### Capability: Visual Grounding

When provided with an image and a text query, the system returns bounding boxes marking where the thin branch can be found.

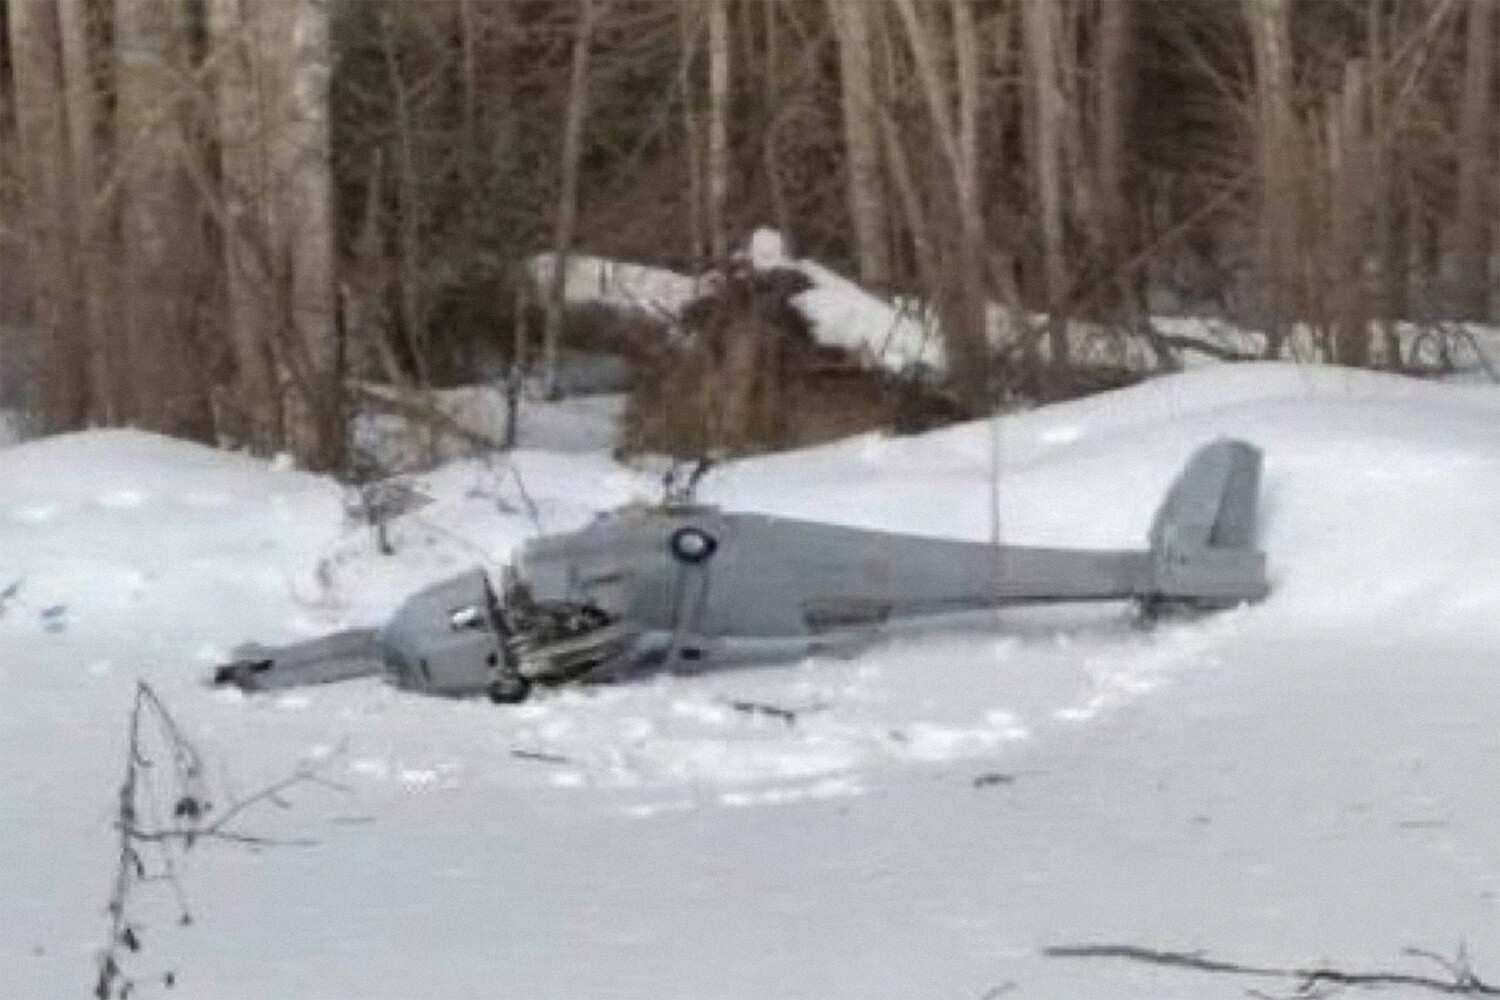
[191,763,347,838]
[117,825,320,849]
[1044,943,1500,996]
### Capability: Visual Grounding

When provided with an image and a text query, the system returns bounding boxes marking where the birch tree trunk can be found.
[1246,0,1297,357]
[280,0,342,468]
[706,0,730,260]
[458,0,481,223]
[1331,60,1370,366]
[117,0,216,437]
[892,0,989,410]
[1095,0,1132,301]
[6,0,88,430]
[1367,0,1406,367]
[869,10,941,312]
[1024,0,1068,374]
[829,0,890,288]
[679,4,706,267]
[1454,0,1496,320]
[211,0,281,452]
[761,0,792,240]
[542,0,596,396]
[57,0,118,424]
[950,0,990,398]
[380,8,433,389]
[210,0,340,466]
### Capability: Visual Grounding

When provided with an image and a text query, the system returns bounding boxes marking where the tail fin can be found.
[1147,438,1269,607]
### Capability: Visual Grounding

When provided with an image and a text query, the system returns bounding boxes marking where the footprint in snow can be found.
[670,700,733,726]
[398,768,439,788]
[179,491,231,508]
[719,777,864,808]
[349,758,390,780]
[192,642,231,664]
[96,489,149,510]
[1038,424,1085,444]
[622,799,695,819]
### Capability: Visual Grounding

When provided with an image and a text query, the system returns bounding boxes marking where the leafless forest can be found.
[1,0,1496,470]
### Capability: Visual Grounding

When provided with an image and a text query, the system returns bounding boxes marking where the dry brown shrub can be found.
[620,266,964,459]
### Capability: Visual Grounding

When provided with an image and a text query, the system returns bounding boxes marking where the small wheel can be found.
[487,672,532,704]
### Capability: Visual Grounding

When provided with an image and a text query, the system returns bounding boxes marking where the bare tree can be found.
[377,6,435,393]
[210,0,342,467]
[1367,0,1406,366]
[1454,0,1496,321]
[706,0,729,260]
[951,0,995,397]
[893,0,990,409]
[869,8,942,309]
[1246,0,1297,357]
[6,0,88,430]
[7,0,1499,463]
[1024,0,1069,374]
[212,0,282,452]
[57,0,118,424]
[541,0,597,397]
[280,0,342,468]
[829,0,890,288]
[1330,58,1371,366]
[678,2,706,266]
[1094,0,1133,307]
[759,1,792,241]
[116,0,216,440]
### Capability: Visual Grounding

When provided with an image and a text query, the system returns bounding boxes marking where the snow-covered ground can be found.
[1,362,1497,998]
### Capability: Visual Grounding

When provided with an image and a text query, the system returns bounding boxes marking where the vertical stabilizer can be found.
[1150,438,1262,551]
[1148,438,1269,606]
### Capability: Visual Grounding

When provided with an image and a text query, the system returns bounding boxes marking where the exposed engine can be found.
[492,581,634,700]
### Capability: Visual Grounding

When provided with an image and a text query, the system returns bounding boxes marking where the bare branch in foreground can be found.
[1043,943,1499,996]
[95,681,349,999]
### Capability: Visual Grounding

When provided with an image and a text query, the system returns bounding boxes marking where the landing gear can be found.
[1135,595,1167,626]
[1135,595,1221,627]
[486,670,532,704]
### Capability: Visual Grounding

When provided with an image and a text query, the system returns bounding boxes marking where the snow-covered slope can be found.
[1,363,1496,998]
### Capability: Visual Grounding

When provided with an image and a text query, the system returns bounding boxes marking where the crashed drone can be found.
[214,438,1269,703]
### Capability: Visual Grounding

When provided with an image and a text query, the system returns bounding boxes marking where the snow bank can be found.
[5,365,1496,793]
[526,252,702,319]
[530,233,1500,386]
[2,365,1496,998]
[527,234,947,374]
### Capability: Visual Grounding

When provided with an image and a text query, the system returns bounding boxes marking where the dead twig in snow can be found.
[95,681,349,999]
[510,748,573,765]
[723,699,829,725]
[1043,943,1499,996]
[0,577,20,616]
